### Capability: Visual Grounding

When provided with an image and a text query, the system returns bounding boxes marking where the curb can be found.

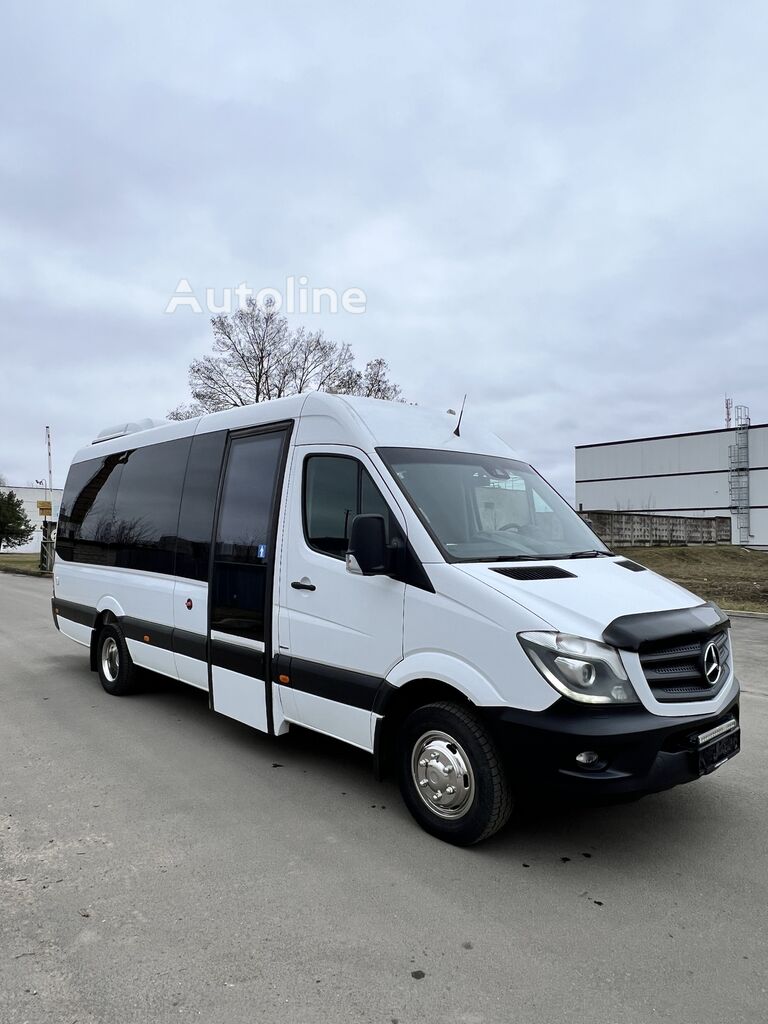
[725,609,768,619]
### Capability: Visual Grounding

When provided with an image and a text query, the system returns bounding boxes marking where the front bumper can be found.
[481,676,740,797]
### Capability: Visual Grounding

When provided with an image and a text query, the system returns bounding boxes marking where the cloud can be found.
[1,1,767,500]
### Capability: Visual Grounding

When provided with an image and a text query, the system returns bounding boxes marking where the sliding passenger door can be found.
[172,430,227,690]
[209,426,290,732]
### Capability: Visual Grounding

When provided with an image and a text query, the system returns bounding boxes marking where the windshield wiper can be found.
[566,549,614,559]
[485,553,569,562]
[476,550,613,563]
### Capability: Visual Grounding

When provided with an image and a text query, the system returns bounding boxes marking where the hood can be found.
[457,556,703,643]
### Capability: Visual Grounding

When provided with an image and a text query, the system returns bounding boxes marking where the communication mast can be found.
[46,426,53,496]
[724,396,733,429]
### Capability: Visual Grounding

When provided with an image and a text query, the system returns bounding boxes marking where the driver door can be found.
[278,448,406,751]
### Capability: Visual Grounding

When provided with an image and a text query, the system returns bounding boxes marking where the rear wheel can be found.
[96,624,141,696]
[398,701,513,845]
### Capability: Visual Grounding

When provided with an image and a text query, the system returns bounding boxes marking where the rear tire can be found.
[398,701,513,845]
[96,624,141,696]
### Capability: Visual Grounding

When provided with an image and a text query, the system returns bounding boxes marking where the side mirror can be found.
[346,514,390,576]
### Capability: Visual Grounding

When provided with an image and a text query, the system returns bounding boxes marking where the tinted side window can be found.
[112,438,191,574]
[304,456,358,556]
[215,433,285,562]
[77,454,125,565]
[304,455,396,558]
[175,430,227,581]
[56,454,125,565]
[211,431,287,642]
[56,459,100,562]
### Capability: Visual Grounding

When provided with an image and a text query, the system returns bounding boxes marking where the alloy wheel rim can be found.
[102,637,120,682]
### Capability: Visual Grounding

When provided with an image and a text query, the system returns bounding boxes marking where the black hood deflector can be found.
[602,602,729,652]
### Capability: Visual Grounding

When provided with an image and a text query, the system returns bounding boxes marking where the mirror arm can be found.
[385,538,403,577]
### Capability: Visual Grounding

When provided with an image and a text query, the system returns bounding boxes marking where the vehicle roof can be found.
[72,392,518,464]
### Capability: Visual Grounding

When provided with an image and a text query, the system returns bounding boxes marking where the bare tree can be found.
[335,357,404,401]
[169,299,401,419]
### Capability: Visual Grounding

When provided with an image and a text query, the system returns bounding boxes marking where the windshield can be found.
[379,448,610,562]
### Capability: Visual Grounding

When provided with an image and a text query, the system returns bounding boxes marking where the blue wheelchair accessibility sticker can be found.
[257,543,267,559]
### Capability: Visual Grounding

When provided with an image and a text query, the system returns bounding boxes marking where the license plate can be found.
[697,727,740,776]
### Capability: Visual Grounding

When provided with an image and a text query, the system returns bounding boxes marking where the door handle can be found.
[291,579,316,591]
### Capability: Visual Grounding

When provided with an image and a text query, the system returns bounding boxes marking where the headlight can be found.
[518,631,639,705]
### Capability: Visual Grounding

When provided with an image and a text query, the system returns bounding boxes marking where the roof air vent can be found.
[92,418,168,444]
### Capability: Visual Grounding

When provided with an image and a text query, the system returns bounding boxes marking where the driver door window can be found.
[304,455,394,558]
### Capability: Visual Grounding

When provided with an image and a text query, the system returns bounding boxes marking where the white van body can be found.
[53,394,740,844]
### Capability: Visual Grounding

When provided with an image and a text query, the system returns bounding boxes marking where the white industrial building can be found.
[575,411,768,548]
[0,485,63,553]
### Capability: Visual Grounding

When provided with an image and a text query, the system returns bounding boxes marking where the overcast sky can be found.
[2,1,767,498]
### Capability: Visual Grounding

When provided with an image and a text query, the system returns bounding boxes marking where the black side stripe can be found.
[172,628,208,662]
[124,619,210,663]
[287,657,383,712]
[211,638,266,679]
[126,621,208,662]
[122,617,174,649]
[55,606,385,716]
[55,601,209,663]
[52,599,98,628]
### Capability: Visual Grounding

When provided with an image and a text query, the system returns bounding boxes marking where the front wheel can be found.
[397,702,513,845]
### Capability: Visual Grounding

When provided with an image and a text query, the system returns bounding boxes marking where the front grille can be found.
[639,630,730,702]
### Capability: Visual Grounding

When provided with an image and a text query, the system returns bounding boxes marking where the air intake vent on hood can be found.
[616,559,647,572]
[492,566,577,581]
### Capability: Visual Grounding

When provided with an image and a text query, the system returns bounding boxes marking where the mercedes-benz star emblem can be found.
[702,640,722,686]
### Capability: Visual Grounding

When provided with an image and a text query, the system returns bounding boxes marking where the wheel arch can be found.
[373,677,474,780]
[373,655,506,780]
[89,601,123,672]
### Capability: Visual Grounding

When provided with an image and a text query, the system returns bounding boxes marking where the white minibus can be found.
[52,393,740,844]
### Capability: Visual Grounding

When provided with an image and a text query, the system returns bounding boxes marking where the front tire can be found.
[96,624,141,696]
[398,701,513,845]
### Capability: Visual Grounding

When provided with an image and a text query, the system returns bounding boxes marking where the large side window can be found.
[211,430,287,642]
[304,455,396,558]
[175,430,227,582]
[56,459,99,562]
[56,454,125,565]
[112,438,191,575]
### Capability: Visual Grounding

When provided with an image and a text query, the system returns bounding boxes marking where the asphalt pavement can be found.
[1,572,766,1024]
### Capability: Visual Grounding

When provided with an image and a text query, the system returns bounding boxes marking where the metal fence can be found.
[580,510,732,548]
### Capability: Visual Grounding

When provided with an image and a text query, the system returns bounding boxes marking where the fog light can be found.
[575,750,600,766]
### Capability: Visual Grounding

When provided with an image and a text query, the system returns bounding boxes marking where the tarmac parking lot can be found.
[1,572,767,1024]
